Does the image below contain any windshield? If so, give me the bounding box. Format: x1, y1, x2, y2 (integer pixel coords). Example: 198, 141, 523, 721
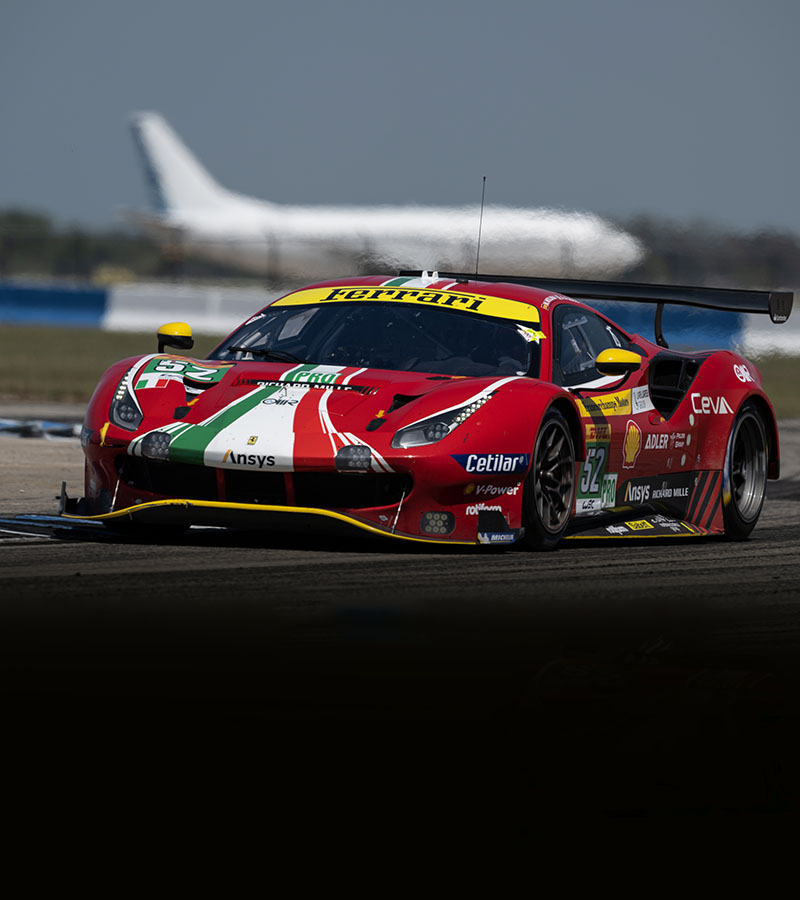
210, 302, 541, 377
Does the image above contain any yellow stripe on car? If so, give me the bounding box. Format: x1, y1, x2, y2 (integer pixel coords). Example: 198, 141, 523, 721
273, 286, 542, 324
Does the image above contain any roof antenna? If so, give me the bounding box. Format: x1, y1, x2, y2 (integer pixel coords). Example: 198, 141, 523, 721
475, 176, 486, 277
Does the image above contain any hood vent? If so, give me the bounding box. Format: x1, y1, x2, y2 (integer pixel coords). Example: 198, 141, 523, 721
387, 393, 422, 414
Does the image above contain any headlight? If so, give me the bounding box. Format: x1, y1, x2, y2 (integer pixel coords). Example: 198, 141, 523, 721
391, 394, 492, 449
141, 430, 172, 461
109, 368, 144, 431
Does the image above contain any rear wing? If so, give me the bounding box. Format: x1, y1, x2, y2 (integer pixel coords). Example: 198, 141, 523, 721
399, 270, 793, 348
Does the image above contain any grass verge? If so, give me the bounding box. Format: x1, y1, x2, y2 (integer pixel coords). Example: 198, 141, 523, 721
0, 325, 220, 403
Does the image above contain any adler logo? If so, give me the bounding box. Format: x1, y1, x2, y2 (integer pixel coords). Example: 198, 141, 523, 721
691, 393, 734, 414
645, 433, 668, 450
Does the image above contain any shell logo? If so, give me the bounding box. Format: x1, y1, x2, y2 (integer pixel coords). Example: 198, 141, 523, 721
622, 420, 642, 468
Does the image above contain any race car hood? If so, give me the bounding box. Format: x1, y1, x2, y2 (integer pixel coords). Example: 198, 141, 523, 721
113, 356, 522, 473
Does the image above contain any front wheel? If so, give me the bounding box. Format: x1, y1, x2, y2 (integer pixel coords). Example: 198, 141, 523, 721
520, 409, 576, 550
722, 401, 768, 540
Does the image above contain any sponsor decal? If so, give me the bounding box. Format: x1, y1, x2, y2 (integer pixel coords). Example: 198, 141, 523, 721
475, 483, 520, 497
620, 473, 696, 507
578, 443, 608, 497
516, 325, 546, 343
650, 515, 687, 533
624, 482, 650, 504
466, 502, 503, 516
273, 286, 542, 324
477, 531, 518, 544
452, 453, 530, 474
691, 393, 734, 414
631, 386, 654, 415
577, 390, 632, 418
261, 397, 299, 406
669, 432, 687, 449
222, 450, 276, 468
135, 358, 232, 390
606, 525, 628, 535
247, 435, 258, 445
601, 473, 617, 506
576, 480, 617, 513
626, 519, 654, 530
733, 364, 754, 383
540, 293, 575, 310
576, 439, 617, 513
622, 420, 642, 468
281, 365, 346, 385
644, 433, 668, 450
585, 423, 611, 441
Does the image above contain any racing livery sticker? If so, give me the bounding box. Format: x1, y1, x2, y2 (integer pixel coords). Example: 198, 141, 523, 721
128, 372, 392, 474
567, 513, 707, 540
452, 453, 530, 474
622, 419, 642, 468
631, 385, 654, 414
575, 439, 617, 514
466, 502, 503, 516
477, 531, 520, 544
134, 357, 232, 390
585, 423, 611, 441
576, 390, 632, 418
464, 482, 522, 497
690, 393, 734, 414
279, 364, 348, 385
272, 286, 542, 324
617, 471, 697, 515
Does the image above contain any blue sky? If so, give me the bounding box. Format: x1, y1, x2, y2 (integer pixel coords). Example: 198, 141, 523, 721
1, 0, 798, 232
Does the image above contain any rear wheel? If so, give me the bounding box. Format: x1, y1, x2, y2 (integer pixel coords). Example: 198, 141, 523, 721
521, 409, 575, 550
722, 402, 768, 540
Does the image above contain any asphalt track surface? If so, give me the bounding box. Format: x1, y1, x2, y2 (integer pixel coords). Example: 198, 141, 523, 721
2, 409, 800, 824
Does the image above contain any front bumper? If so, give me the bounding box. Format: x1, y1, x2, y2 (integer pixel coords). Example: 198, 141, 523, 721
61, 498, 490, 545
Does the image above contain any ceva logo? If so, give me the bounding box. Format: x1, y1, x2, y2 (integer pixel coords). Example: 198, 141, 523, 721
691, 393, 734, 414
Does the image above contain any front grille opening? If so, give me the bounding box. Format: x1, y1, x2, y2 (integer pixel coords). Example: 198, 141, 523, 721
294, 472, 412, 509
117, 456, 411, 511
117, 456, 218, 501
224, 470, 287, 505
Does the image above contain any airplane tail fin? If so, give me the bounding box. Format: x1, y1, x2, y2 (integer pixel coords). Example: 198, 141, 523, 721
129, 111, 232, 213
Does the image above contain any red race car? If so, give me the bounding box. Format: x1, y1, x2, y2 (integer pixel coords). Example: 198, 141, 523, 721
65, 272, 792, 548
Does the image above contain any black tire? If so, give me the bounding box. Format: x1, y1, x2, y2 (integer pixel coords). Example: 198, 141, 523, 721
722, 401, 768, 541
520, 408, 576, 550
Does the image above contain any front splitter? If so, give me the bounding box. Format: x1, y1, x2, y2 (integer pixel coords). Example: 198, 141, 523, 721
61, 498, 477, 546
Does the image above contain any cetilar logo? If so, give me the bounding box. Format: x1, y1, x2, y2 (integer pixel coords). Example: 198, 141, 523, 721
452, 453, 530, 474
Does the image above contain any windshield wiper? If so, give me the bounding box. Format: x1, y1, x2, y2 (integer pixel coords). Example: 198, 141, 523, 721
227, 346, 306, 364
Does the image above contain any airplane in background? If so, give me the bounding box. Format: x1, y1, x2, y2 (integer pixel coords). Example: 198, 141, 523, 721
127, 111, 643, 281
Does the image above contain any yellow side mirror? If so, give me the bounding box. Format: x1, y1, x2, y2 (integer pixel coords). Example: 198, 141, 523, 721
595, 348, 642, 377
157, 321, 194, 354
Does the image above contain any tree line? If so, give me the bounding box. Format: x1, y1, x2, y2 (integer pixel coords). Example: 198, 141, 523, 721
2, 206, 799, 288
